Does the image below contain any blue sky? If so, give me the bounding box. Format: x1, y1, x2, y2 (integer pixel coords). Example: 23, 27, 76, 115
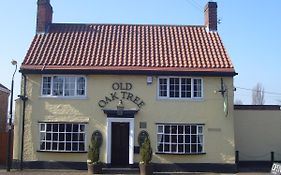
1, 0, 281, 104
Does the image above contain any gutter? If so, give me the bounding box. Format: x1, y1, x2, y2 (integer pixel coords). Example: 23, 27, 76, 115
18, 74, 28, 170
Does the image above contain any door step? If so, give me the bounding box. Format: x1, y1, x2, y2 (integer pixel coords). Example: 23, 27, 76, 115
102, 167, 139, 174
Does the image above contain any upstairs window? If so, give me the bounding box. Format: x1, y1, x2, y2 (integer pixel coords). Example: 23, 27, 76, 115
158, 77, 203, 99
42, 76, 86, 97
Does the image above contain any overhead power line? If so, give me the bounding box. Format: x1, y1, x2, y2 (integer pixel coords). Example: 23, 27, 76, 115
235, 87, 281, 96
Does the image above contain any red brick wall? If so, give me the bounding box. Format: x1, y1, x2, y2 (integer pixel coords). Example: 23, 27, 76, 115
0, 91, 9, 132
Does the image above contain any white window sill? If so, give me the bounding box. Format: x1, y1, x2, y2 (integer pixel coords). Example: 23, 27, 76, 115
39, 96, 88, 100
157, 97, 204, 102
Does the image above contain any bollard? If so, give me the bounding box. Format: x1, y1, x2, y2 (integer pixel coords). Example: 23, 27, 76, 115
271, 151, 274, 164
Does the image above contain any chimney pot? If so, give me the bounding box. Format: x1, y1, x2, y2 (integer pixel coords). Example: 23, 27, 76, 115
204, 2, 218, 31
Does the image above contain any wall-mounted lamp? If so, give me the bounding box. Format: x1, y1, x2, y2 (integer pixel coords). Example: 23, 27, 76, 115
117, 100, 124, 116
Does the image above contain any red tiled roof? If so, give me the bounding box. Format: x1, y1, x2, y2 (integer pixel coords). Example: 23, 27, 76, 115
21, 23, 236, 75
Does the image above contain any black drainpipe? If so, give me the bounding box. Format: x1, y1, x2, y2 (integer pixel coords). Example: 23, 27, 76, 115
18, 74, 27, 170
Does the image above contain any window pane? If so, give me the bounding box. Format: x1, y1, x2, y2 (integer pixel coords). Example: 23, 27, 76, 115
191, 126, 197, 134
178, 126, 183, 134
52, 142, 58, 150
164, 144, 170, 152
185, 144, 190, 153
158, 143, 164, 152
66, 133, 71, 141
46, 124, 52, 131
79, 143, 85, 151
185, 126, 190, 134
191, 144, 197, 153
181, 78, 191, 98
53, 133, 58, 141
53, 124, 58, 132
191, 135, 196, 143
73, 124, 78, 132
46, 142, 51, 150
164, 125, 170, 133
178, 144, 184, 153
159, 78, 168, 97
164, 135, 170, 142
59, 133, 65, 141
193, 79, 202, 98
46, 133, 51, 140
77, 77, 86, 96
178, 135, 183, 143
72, 143, 78, 151
79, 133, 85, 141
171, 144, 177, 152
72, 133, 78, 141
157, 134, 164, 143
53, 76, 64, 96
40, 142, 45, 150
80, 125, 85, 132
185, 135, 190, 143
66, 143, 71, 151
171, 135, 177, 143
198, 126, 203, 134
42, 77, 52, 95
40, 133, 46, 141
171, 126, 177, 134
59, 143, 64, 150
64, 77, 76, 96
157, 125, 163, 133
169, 78, 180, 98
59, 124, 65, 132
66, 124, 72, 132
40, 124, 45, 131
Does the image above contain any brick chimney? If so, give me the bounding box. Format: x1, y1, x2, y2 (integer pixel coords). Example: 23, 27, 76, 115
36, 0, 53, 33
204, 2, 218, 31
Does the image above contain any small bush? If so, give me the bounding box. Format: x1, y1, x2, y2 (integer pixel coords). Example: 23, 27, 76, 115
87, 137, 100, 164
140, 137, 152, 164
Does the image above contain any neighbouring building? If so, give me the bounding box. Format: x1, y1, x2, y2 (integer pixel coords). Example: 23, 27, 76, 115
0, 83, 10, 132
0, 83, 10, 165
14, 0, 239, 172
234, 105, 281, 162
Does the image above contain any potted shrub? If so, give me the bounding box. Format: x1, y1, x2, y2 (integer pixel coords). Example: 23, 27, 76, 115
87, 133, 102, 174
139, 137, 153, 175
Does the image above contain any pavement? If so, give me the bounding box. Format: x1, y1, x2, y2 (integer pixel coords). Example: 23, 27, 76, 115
0, 169, 271, 175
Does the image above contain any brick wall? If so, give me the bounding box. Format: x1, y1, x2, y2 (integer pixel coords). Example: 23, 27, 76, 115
0, 91, 9, 132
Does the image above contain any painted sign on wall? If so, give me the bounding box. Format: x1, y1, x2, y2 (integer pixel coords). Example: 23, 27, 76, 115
98, 82, 145, 109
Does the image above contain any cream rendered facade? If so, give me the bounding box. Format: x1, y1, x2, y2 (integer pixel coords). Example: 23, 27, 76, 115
14, 74, 235, 165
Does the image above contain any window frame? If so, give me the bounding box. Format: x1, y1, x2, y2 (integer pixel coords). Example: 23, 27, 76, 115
157, 76, 204, 100
156, 123, 205, 155
38, 122, 87, 153
41, 75, 87, 98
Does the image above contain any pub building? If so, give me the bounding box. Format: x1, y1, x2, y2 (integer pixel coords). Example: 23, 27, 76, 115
13, 0, 238, 172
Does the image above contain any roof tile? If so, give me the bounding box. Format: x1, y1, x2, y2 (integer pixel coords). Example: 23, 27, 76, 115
21, 23, 235, 74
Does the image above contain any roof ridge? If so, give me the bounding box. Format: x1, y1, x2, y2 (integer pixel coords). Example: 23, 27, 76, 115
50, 23, 207, 28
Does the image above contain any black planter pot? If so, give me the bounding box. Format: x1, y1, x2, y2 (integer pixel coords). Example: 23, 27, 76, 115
87, 163, 103, 174
139, 163, 153, 175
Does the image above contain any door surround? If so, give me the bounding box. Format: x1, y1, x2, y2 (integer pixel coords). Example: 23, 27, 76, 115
106, 117, 135, 164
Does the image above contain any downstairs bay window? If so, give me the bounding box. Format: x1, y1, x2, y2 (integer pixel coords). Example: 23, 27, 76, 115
39, 123, 86, 152
158, 77, 203, 99
157, 124, 204, 154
